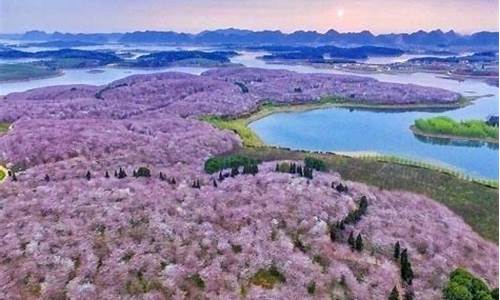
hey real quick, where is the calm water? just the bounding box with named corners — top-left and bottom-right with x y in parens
top-left (0, 46), bottom-right (498, 178)
top-left (250, 74), bottom-right (499, 179)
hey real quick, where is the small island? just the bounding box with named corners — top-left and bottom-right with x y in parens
top-left (411, 116), bottom-right (499, 144)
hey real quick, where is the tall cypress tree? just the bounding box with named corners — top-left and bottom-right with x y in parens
top-left (347, 232), bottom-right (355, 249)
top-left (394, 241), bottom-right (401, 260)
top-left (355, 233), bottom-right (363, 252)
top-left (86, 171), bottom-right (91, 181)
top-left (213, 179), bottom-right (218, 187)
top-left (105, 171), bottom-right (110, 178)
top-left (400, 249), bottom-right (414, 285)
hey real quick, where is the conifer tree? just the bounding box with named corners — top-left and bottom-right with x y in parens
top-left (12, 173), bottom-right (17, 181)
top-left (400, 249), bottom-right (414, 285)
top-left (114, 170), bottom-right (118, 178)
top-left (329, 225), bottom-right (339, 242)
top-left (355, 233), bottom-right (363, 252)
top-left (297, 165), bottom-right (303, 176)
top-left (86, 171), bottom-right (91, 181)
top-left (394, 241), bottom-right (401, 260)
top-left (118, 168), bottom-right (127, 179)
top-left (213, 179), bottom-right (218, 187)
top-left (388, 286), bottom-right (400, 300)
top-left (105, 171), bottom-right (110, 178)
top-left (347, 232), bottom-right (355, 249)
top-left (275, 163), bottom-right (280, 172)
top-left (231, 166), bottom-right (239, 177)
top-left (219, 171), bottom-right (224, 181)
top-left (44, 174), bottom-right (50, 182)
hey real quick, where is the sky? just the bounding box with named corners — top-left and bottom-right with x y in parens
top-left (0, 0), bottom-right (498, 34)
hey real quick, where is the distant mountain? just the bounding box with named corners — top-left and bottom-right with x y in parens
top-left (120, 31), bottom-right (191, 43)
top-left (18, 30), bottom-right (123, 43)
top-left (4, 29), bottom-right (499, 48)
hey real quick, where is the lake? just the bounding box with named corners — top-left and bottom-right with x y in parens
top-left (0, 47), bottom-right (498, 178)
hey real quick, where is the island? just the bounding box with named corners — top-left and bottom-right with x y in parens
top-left (0, 48), bottom-right (240, 81)
top-left (411, 116), bottom-right (499, 144)
top-left (0, 67), bottom-right (497, 300)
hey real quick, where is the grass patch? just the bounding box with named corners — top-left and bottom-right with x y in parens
top-left (201, 115), bottom-right (264, 147)
top-left (238, 147), bottom-right (499, 242)
top-left (250, 265), bottom-right (286, 289)
top-left (414, 116), bottom-right (498, 142)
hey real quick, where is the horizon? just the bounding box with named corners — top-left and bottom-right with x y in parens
top-left (2, 27), bottom-right (499, 36)
top-left (1, 0), bottom-right (498, 35)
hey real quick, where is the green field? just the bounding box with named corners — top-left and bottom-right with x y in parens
top-left (0, 63), bottom-right (60, 82)
top-left (414, 116), bottom-right (498, 142)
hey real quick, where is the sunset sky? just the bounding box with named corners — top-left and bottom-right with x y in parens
top-left (1, 0), bottom-right (498, 34)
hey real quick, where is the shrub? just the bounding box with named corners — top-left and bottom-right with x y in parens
top-left (304, 156), bottom-right (326, 171)
top-left (443, 268), bottom-right (495, 300)
top-left (135, 167), bottom-right (151, 177)
top-left (204, 155), bottom-right (259, 174)
top-left (250, 265), bottom-right (286, 289)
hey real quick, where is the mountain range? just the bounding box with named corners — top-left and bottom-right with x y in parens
top-left (1, 28), bottom-right (498, 48)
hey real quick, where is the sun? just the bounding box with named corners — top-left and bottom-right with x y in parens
top-left (337, 9), bottom-right (345, 18)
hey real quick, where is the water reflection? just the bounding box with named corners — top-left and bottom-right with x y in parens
top-left (413, 134), bottom-right (499, 149)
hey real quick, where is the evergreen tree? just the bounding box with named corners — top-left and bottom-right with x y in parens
top-left (297, 165), bottom-right (303, 176)
top-left (118, 168), bottom-right (127, 179)
top-left (213, 179), bottom-right (218, 187)
top-left (275, 163), bottom-right (280, 172)
top-left (347, 232), bottom-right (355, 249)
top-left (230, 166), bottom-right (239, 177)
top-left (355, 233), bottom-right (363, 252)
top-left (400, 249), bottom-right (414, 285)
top-left (219, 171), bottom-right (224, 181)
top-left (170, 177), bottom-right (176, 185)
top-left (388, 286), bottom-right (400, 300)
top-left (44, 174), bottom-right (50, 182)
top-left (105, 171), bottom-right (110, 178)
top-left (86, 171), bottom-right (91, 181)
top-left (136, 167), bottom-right (151, 177)
top-left (12, 173), bottom-right (17, 181)
top-left (359, 196), bottom-right (368, 214)
top-left (114, 170), bottom-right (118, 178)
top-left (394, 241), bottom-right (401, 260)
top-left (329, 225), bottom-right (337, 242)
top-left (338, 220), bottom-right (345, 230)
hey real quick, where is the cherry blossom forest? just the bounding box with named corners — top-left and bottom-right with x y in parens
top-left (0, 67), bottom-right (497, 299)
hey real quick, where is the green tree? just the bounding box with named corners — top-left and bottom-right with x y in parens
top-left (136, 167), bottom-right (151, 177)
top-left (355, 233), bottom-right (363, 252)
top-left (347, 232), bottom-right (355, 249)
top-left (394, 241), bottom-right (401, 260)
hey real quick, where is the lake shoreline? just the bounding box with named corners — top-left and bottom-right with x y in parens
top-left (410, 125), bottom-right (499, 144)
